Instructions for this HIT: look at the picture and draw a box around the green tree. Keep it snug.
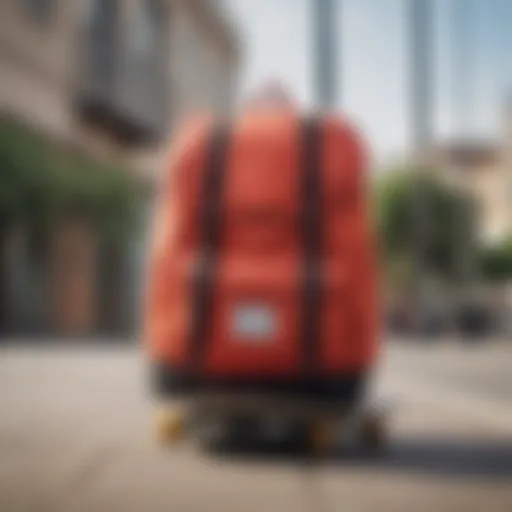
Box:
[0,116,143,239]
[374,168,475,287]
[478,237,512,282]
[0,115,145,331]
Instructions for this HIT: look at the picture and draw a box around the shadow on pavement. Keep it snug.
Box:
[211,435,512,480]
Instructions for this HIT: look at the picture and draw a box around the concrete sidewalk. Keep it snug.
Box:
[0,341,511,512]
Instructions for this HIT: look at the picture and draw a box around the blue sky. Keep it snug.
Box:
[227,0,511,164]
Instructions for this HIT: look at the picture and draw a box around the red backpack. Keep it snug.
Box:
[145,110,379,397]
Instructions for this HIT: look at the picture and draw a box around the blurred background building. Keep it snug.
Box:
[430,98,512,246]
[378,98,512,336]
[0,0,239,339]
[1,0,511,341]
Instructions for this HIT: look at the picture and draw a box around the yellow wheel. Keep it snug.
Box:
[307,420,336,456]
[154,407,185,446]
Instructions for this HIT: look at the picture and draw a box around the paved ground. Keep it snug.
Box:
[0,339,511,512]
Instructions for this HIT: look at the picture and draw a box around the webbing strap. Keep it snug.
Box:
[188,122,231,369]
[188,118,322,374]
[299,117,323,374]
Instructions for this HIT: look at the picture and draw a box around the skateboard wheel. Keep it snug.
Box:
[307,420,335,455]
[360,413,387,451]
[154,408,184,445]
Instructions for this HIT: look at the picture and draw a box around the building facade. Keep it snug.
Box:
[0,0,239,337]
[0,0,239,176]
[429,102,512,246]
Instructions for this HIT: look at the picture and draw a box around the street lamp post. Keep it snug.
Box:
[451,0,477,323]
[409,0,434,332]
[311,0,338,109]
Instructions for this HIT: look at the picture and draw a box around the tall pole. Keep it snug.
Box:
[410,0,433,152]
[451,0,474,138]
[409,0,434,330]
[312,0,338,109]
[450,0,476,309]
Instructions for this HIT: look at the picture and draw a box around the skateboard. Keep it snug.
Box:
[153,394,389,455]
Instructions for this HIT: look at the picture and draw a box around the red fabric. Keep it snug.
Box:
[145,111,380,377]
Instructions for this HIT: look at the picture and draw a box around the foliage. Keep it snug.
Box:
[478,237,512,282]
[0,116,144,241]
[374,168,475,284]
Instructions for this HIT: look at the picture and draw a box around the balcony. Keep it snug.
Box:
[74,0,169,146]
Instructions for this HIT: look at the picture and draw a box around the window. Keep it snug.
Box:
[84,0,119,88]
[130,0,165,57]
[23,0,54,24]
[86,0,118,32]
[85,0,100,26]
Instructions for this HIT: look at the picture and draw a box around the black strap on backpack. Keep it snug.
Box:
[299,116,323,375]
[188,122,231,370]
